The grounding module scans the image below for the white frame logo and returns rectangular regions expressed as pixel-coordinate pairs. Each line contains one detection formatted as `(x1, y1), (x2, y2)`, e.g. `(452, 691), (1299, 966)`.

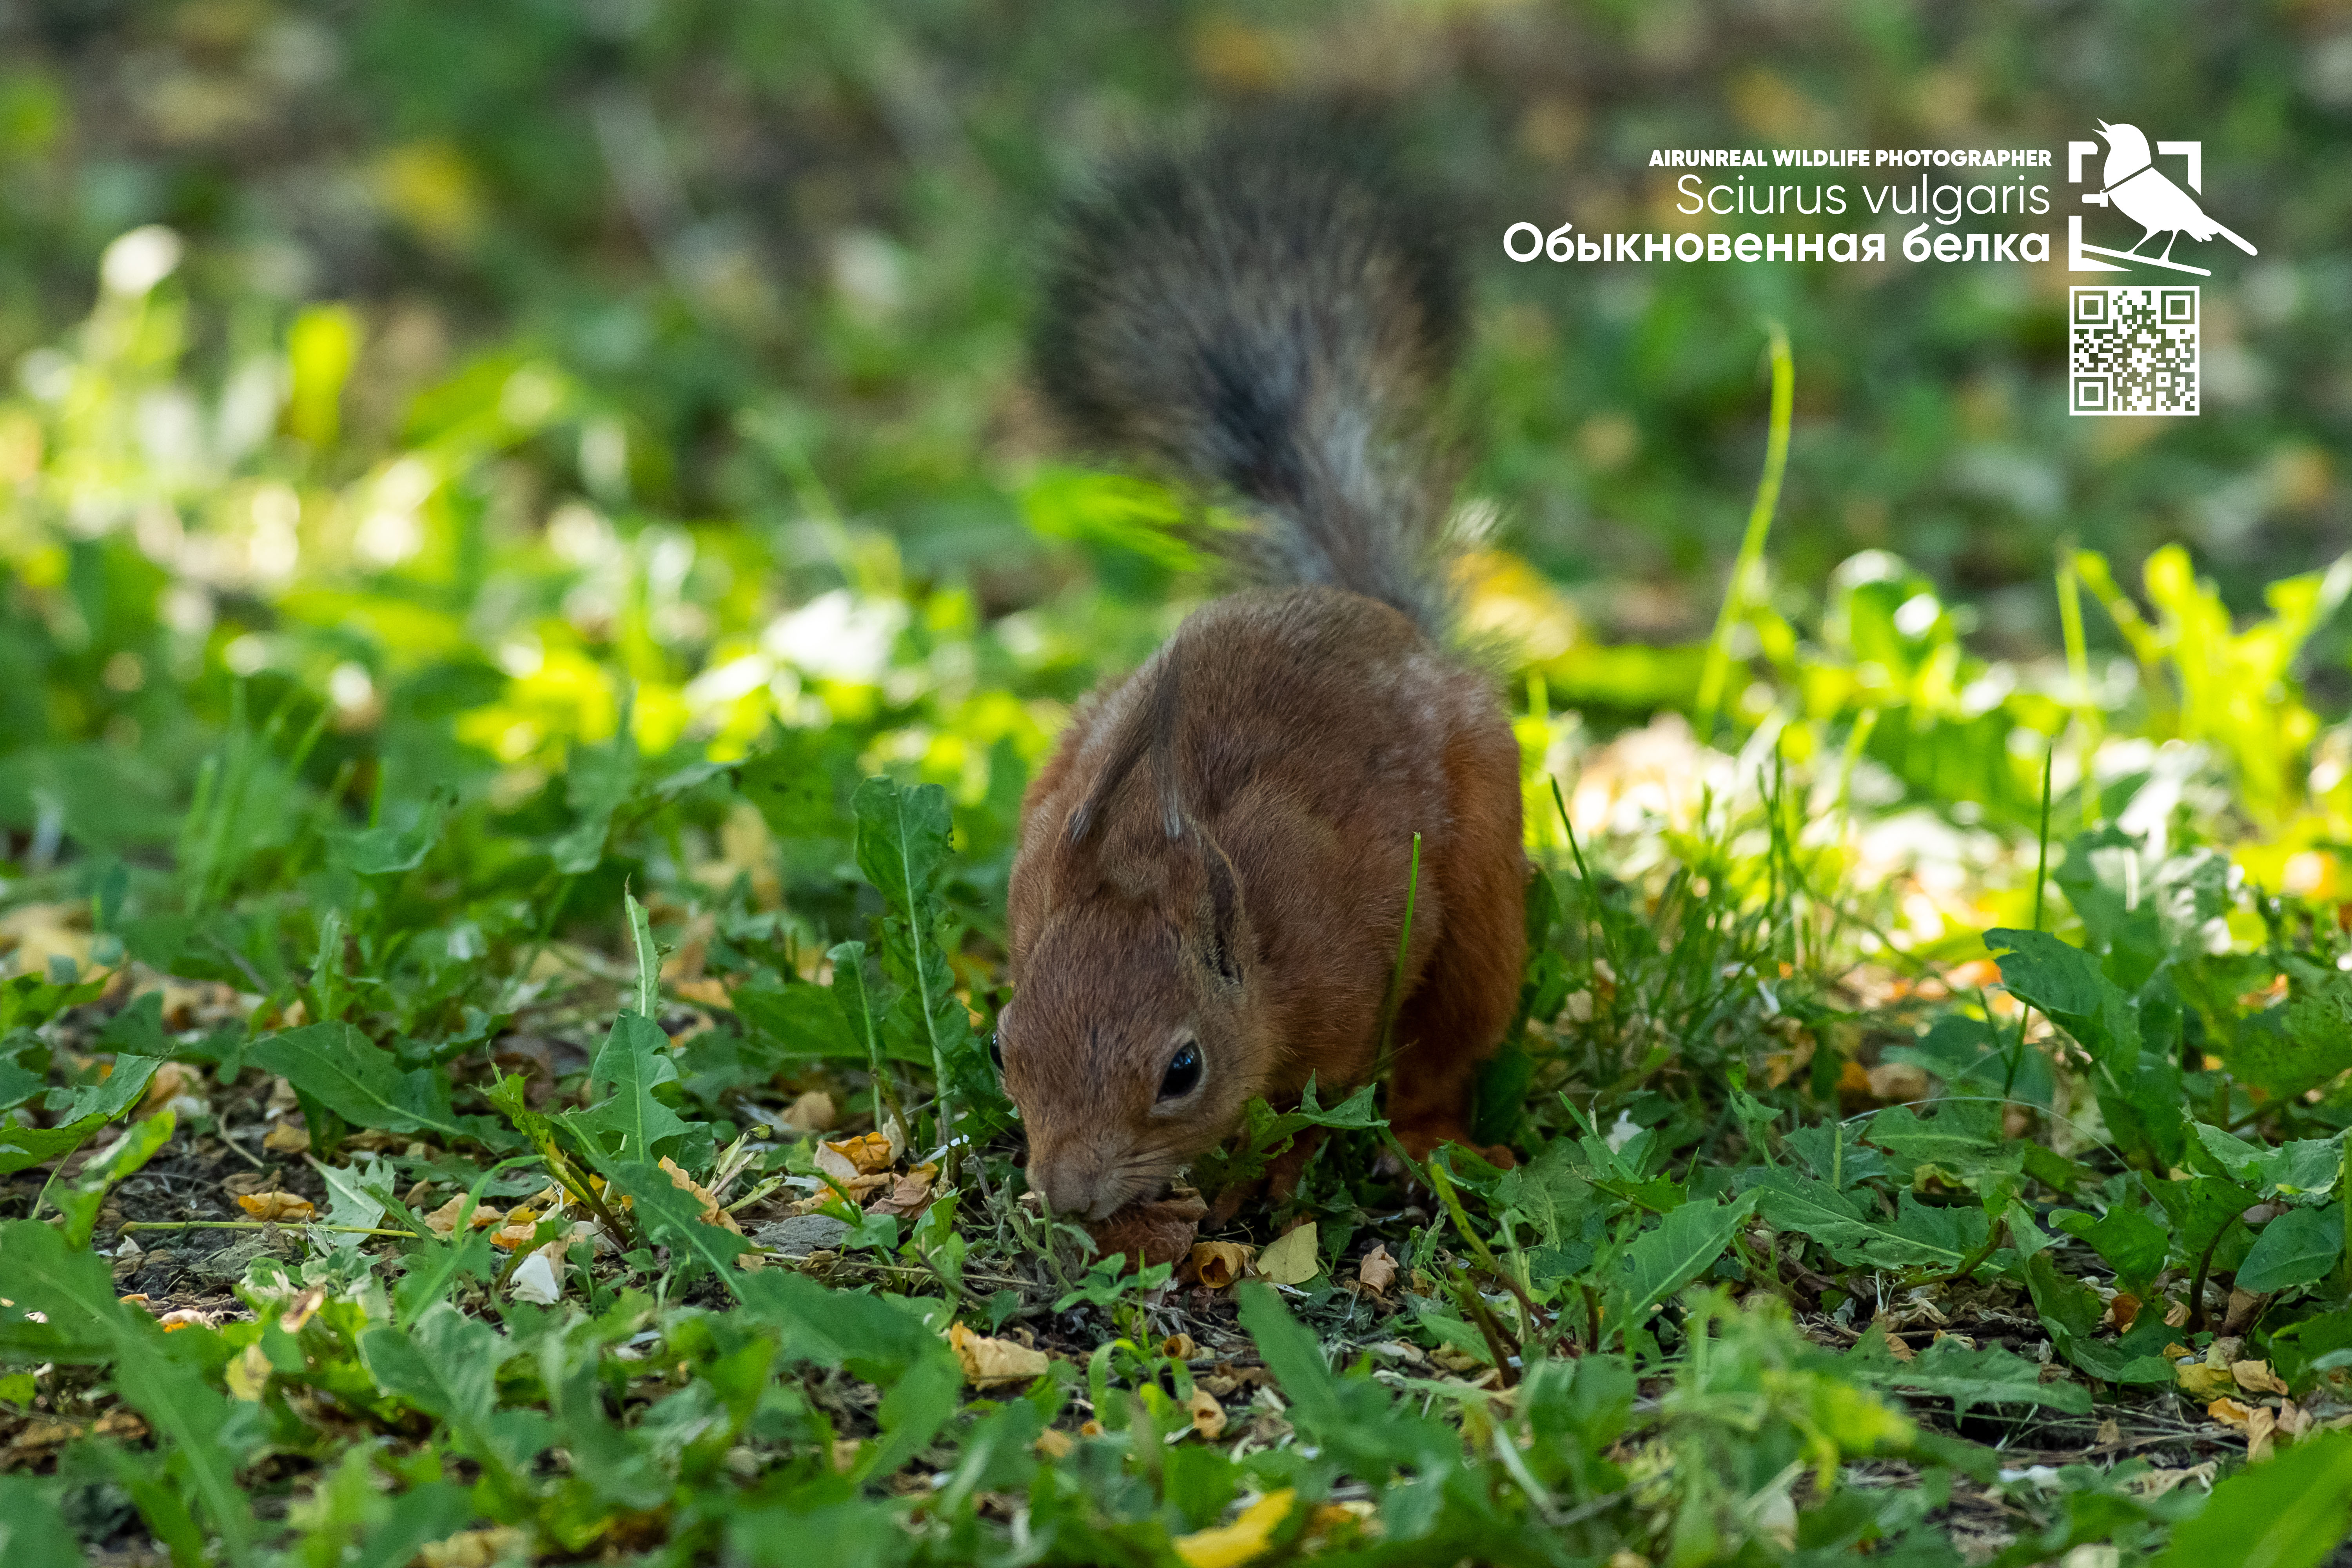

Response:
(2064, 122), (2249, 416)
(2065, 123), (2254, 276)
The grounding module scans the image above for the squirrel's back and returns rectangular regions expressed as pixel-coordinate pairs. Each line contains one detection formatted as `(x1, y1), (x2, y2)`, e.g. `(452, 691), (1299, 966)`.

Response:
(1031, 121), (1465, 637)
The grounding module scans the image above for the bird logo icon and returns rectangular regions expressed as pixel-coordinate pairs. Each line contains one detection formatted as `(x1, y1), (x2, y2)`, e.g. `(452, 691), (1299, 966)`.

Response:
(2069, 122), (2254, 276)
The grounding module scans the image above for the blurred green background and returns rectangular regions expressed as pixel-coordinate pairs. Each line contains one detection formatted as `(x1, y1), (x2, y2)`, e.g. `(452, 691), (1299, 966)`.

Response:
(2, 0), (2348, 911)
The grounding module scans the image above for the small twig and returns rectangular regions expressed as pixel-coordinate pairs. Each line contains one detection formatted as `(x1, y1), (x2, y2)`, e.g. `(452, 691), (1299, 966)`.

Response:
(1450, 1270), (1522, 1388)
(2187, 1223), (2234, 1335)
(214, 1125), (270, 1172)
(1945, 1216), (2008, 1285)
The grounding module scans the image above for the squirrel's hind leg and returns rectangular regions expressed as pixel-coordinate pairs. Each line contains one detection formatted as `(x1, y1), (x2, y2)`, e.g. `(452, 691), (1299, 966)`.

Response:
(1385, 792), (1528, 1168)
(1386, 945), (1522, 1170)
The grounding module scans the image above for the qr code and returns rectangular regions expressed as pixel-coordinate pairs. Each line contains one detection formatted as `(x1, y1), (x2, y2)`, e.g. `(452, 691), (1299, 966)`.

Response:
(2070, 287), (2198, 416)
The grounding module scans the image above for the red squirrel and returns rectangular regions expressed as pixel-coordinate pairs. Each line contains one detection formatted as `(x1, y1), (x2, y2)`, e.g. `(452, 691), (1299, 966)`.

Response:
(997, 127), (1527, 1225)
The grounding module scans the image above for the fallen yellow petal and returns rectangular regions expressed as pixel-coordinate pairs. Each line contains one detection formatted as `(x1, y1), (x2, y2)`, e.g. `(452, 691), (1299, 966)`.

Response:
(659, 1155), (744, 1234)
(1186, 1241), (1254, 1290)
(1173, 1488), (1296, 1568)
(2232, 1358), (2290, 1397)
(235, 1192), (316, 1223)
(949, 1321), (1051, 1388)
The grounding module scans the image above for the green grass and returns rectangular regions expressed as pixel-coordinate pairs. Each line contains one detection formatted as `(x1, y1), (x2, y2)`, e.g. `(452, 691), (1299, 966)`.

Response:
(4, 28), (2352, 1557)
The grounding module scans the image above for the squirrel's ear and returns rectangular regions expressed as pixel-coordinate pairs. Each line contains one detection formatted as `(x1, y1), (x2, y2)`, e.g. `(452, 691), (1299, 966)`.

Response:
(1192, 820), (1246, 987)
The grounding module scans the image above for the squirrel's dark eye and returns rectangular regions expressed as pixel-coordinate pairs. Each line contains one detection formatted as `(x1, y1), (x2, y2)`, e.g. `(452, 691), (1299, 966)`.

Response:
(989, 1030), (1004, 1072)
(1159, 1039), (1201, 1100)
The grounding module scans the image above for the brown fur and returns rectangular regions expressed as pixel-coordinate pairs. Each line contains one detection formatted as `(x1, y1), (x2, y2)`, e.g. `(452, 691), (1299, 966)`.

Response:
(1002, 590), (1525, 1218)
(1004, 123), (1525, 1220)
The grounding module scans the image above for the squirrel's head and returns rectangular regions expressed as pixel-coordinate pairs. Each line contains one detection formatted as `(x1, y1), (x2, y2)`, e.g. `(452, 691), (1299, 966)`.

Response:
(998, 822), (1264, 1220)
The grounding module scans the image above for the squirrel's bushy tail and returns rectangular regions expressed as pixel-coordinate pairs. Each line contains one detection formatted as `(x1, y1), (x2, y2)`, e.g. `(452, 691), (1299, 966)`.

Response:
(1032, 121), (1465, 636)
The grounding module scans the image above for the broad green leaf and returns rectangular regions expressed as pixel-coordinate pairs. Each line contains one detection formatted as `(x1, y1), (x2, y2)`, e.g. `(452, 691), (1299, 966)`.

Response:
(1985, 927), (2136, 1057)
(0, 1473), (85, 1568)
(2024, 1252), (2173, 1385)
(1784, 1123), (1891, 1189)
(854, 774), (950, 910)
(52, 1108), (174, 1248)
(2270, 975), (2352, 1098)
(1605, 1193), (1759, 1339)
(2270, 1310), (2352, 1390)
(1238, 1282), (1341, 1433)
(2263, 1138), (2346, 1198)
(568, 1013), (691, 1161)
(624, 889), (659, 1020)
(2149, 1172), (2261, 1268)
(1743, 1165), (1868, 1234)
(826, 939), (899, 1078)
(0, 1060), (43, 1114)
(2212, 1011), (2344, 1103)
(860, 1351), (960, 1481)
(2154, 1431), (2352, 1568)
(607, 1158), (749, 1290)
(1497, 1138), (1597, 1247)
(736, 1270), (945, 1383)
(362, 1303), (499, 1426)
(95, 991), (171, 1056)
(730, 975), (914, 1062)
(247, 1022), (469, 1140)
(6, 1015), (172, 1175)
(2194, 1122), (2276, 1184)
(349, 1482), (477, 1568)
(342, 795), (444, 875)
(1862, 1101), (2021, 1185)
(1867, 1191), (1991, 1271)
(2050, 1200), (2170, 1294)
(316, 1156), (391, 1233)
(2025, 1249), (2105, 1339)
(2194, 1123), (2344, 1198)
(852, 777), (989, 1126)
(46, 1051), (166, 1123)
(1845, 1331), (2092, 1421)
(2236, 1204), (2344, 1295)
(0, 1221), (258, 1564)
(1751, 1170), (1988, 1272)
(0, 970), (106, 1034)
(0, 1049), (162, 1174)
(2004, 1196), (2058, 1261)
(363, 1303), (543, 1487)
(1986, 927), (2191, 1163)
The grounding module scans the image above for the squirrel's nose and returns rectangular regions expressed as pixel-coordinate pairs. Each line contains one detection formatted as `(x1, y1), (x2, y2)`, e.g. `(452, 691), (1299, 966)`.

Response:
(1028, 1146), (1117, 1220)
